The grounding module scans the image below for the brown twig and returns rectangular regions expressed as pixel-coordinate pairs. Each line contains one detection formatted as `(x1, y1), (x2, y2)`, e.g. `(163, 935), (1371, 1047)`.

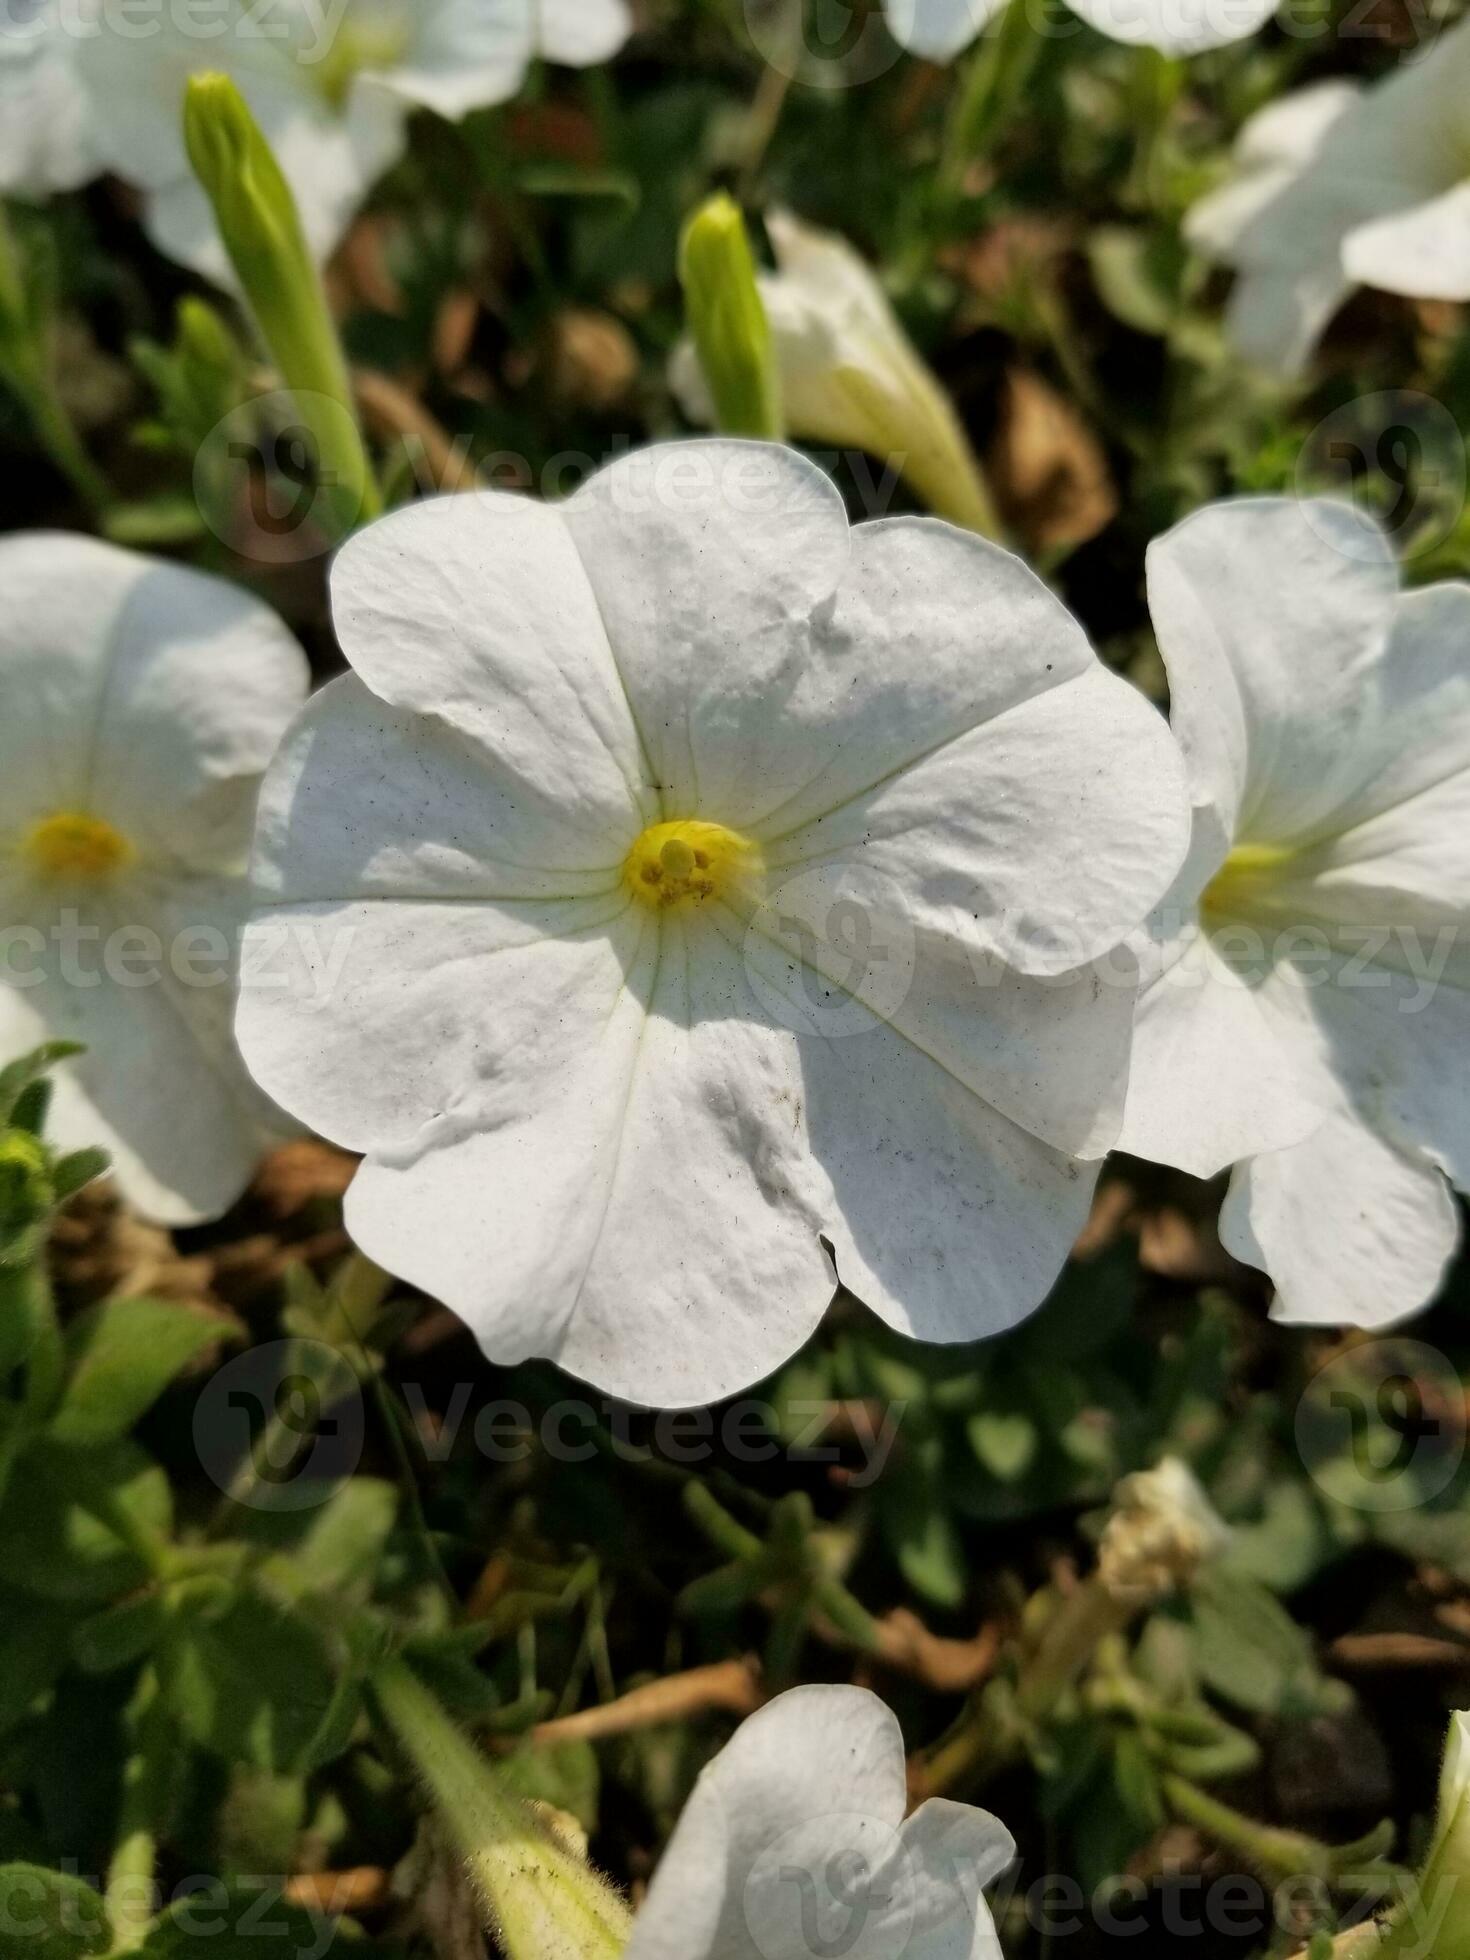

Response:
(525, 1658), (763, 1747)
(352, 368), (481, 491)
(282, 1868), (392, 1916)
(1330, 1631), (1470, 1670)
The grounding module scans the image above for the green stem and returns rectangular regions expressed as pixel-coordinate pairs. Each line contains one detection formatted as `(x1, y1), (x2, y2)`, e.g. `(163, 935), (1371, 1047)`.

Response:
(935, 0), (1042, 218)
(105, 1677), (167, 1954)
(13, 374), (112, 514)
(1161, 1774), (1385, 1888)
(372, 1658), (633, 1960)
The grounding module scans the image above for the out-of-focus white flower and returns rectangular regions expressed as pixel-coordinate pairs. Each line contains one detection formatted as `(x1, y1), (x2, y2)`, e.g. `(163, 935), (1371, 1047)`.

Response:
(1186, 20), (1470, 377)
(672, 211), (999, 537)
(1118, 497), (1470, 1328)
(1098, 1456), (1232, 1603)
(626, 1684), (1013, 1960)
(16, 0), (630, 278)
(0, 533), (308, 1223)
(0, 0), (97, 196)
(237, 439), (1189, 1408)
(886, 0), (1277, 63)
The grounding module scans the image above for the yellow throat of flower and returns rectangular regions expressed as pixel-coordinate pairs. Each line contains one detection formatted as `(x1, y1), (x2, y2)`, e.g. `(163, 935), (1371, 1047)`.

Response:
(624, 819), (763, 911)
(22, 810), (136, 884)
(1201, 842), (1296, 920)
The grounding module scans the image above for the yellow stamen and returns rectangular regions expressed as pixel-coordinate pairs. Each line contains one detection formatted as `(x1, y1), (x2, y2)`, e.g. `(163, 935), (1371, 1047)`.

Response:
(1202, 842), (1296, 920)
(623, 819), (763, 911)
(22, 809), (136, 884)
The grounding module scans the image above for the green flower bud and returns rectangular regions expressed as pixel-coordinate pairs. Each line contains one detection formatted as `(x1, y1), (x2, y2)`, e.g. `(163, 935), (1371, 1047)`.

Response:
(0, 1129), (55, 1245)
(182, 74), (380, 536)
(678, 195), (783, 441)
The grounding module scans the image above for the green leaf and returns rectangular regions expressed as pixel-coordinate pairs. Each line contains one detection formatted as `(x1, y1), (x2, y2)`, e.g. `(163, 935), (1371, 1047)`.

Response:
(0, 1045), (82, 1126)
(70, 1592), (167, 1676)
(158, 1590), (348, 1775)
(0, 1591), (75, 1733)
(140, 1883), (339, 1959)
(889, 1495), (967, 1610)
(0, 1865), (111, 1959)
(497, 1738), (601, 1834)
(1188, 1568), (1351, 1718)
(0, 1439), (170, 1602)
(50, 1299), (231, 1449)
(968, 1411), (1038, 1484)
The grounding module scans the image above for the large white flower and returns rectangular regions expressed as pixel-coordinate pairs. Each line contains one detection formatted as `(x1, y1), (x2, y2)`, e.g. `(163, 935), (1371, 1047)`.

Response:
(237, 439), (1189, 1407)
(671, 210), (998, 537)
(1117, 497), (1470, 1327)
(25, 0), (631, 277)
(1186, 19), (1470, 378)
(625, 1684), (1012, 1960)
(0, 533), (309, 1223)
(886, 0), (1276, 63)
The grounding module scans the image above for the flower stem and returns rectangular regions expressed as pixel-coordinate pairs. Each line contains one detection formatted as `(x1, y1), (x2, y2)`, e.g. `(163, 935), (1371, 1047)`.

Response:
(935, 0), (1042, 217)
(372, 1658), (633, 1960)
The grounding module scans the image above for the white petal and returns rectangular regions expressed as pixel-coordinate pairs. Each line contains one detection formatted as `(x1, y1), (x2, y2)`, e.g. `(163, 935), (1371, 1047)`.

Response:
(1183, 83), (1360, 260)
(330, 492), (655, 844)
(737, 922), (1101, 1347)
(1119, 928), (1328, 1181)
(249, 673), (636, 901)
(1146, 497), (1399, 846)
(561, 441), (852, 825)
(343, 918), (835, 1407)
(0, 533), (308, 869)
(745, 517), (1098, 840)
(533, 0), (633, 64)
(1067, 0), (1277, 54)
(1221, 1114), (1459, 1327)
(374, 0), (530, 116)
(627, 1685), (1013, 1960)
(1219, 261), (1353, 382)
(1343, 181), (1470, 301)
(767, 660), (1189, 978)
(0, 1), (96, 195)
(1, 886), (283, 1225)
(884, 0), (999, 59)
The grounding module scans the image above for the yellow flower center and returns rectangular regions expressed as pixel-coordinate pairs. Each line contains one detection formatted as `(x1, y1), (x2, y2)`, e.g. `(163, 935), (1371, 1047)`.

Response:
(623, 820), (763, 911)
(1201, 842), (1296, 921)
(22, 809), (136, 884)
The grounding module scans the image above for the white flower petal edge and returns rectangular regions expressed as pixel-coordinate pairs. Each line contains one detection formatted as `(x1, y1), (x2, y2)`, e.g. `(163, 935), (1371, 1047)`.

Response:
(238, 439), (1191, 1408)
(624, 1685), (1013, 1960)
(1119, 496), (1470, 1326)
(1186, 20), (1470, 376)
(886, 0), (1275, 60)
(0, 533), (309, 1223)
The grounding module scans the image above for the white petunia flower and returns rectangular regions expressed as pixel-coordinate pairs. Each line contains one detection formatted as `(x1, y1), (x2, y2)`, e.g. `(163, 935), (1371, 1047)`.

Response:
(236, 439), (1190, 1408)
(1186, 19), (1470, 377)
(1117, 496), (1470, 1328)
(28, 0), (631, 278)
(0, 0), (97, 197)
(625, 1684), (1013, 1960)
(0, 533), (309, 1223)
(671, 210), (998, 537)
(885, 0), (1277, 64)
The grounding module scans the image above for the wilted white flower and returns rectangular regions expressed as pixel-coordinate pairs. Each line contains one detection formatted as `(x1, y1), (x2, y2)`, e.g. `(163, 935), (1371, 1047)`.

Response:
(16, 0), (631, 277)
(886, 0), (1277, 63)
(0, 0), (96, 197)
(672, 211), (998, 536)
(1098, 1456), (1231, 1603)
(626, 1684), (1013, 1960)
(0, 533), (308, 1222)
(1186, 19), (1470, 377)
(1118, 497), (1470, 1327)
(237, 439), (1189, 1407)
